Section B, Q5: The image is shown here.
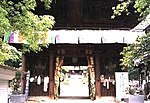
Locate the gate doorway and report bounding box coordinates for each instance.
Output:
[54,56,96,99]
[59,66,89,97]
[54,46,96,99]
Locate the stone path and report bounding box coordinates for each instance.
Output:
[27,96,150,103]
[27,96,117,103]
[27,99,117,103]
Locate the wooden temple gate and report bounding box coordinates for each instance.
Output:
[8,0,141,100]
[22,44,124,100]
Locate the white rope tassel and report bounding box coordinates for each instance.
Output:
[37,75,41,85]
[44,76,49,92]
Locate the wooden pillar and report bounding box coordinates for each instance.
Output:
[49,51,55,99]
[86,48,96,100]
[95,53,101,99]
[21,54,26,94]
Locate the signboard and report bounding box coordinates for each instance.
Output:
[115,72,129,101]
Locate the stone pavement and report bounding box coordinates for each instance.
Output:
[27,96,117,103]
[27,99,117,103]
[27,96,150,103]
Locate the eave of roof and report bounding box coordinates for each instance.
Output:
[131,14,150,32]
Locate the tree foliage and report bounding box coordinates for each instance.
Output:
[112,0,150,70]
[0,0,55,65]
[120,32,150,70]
[111,0,150,19]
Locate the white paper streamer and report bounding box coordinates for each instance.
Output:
[44,76,49,92]
[37,75,41,85]
[106,79,109,89]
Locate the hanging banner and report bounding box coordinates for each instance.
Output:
[7,30,143,44]
[79,30,102,43]
[54,30,79,44]
[47,30,55,44]
[115,72,129,101]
